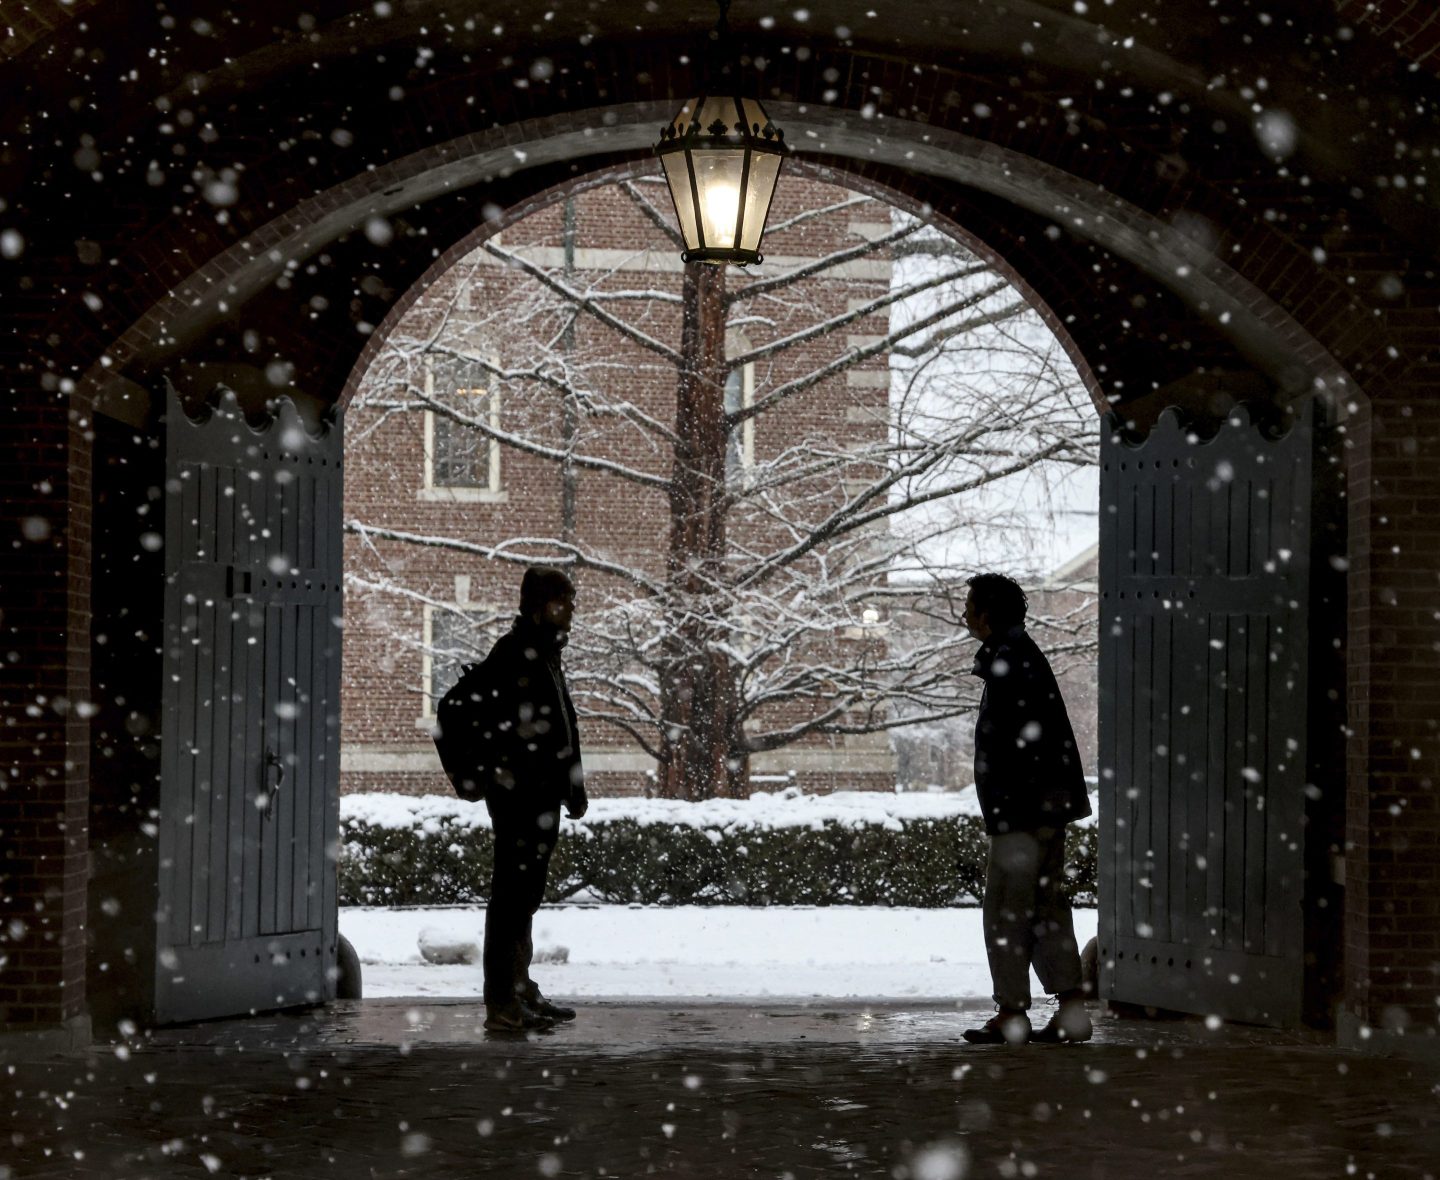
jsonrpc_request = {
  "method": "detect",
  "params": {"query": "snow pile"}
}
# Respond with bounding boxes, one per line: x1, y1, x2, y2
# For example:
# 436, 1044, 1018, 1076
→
416, 927, 480, 965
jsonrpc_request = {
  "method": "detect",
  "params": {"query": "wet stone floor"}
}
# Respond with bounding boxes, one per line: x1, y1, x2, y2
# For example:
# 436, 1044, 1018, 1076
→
3, 1001, 1438, 1179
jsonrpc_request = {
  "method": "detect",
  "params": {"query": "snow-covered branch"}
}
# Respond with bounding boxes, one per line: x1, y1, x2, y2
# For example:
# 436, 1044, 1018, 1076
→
482, 239, 683, 366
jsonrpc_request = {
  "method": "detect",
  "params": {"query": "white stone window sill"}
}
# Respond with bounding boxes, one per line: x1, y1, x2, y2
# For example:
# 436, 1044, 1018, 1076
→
418, 487, 509, 503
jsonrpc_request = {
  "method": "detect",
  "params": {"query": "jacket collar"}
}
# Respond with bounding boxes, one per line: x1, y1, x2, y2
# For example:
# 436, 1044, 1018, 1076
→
971, 623, 1027, 678
511, 614, 569, 662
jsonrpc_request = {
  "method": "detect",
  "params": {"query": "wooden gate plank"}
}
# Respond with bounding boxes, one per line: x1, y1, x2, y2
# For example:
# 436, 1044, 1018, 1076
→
1150, 607, 1174, 946
240, 525, 266, 944
291, 602, 315, 933
309, 471, 333, 935
275, 602, 297, 936
172, 584, 200, 952
320, 448, 342, 955
1203, 611, 1228, 954
1175, 610, 1204, 953
189, 457, 220, 947
208, 466, 238, 944
242, 465, 269, 944
307, 606, 328, 933
1131, 606, 1155, 941
189, 591, 218, 948
1243, 611, 1271, 959
219, 566, 248, 944
1097, 447, 1121, 972
260, 601, 282, 936
1222, 614, 1247, 955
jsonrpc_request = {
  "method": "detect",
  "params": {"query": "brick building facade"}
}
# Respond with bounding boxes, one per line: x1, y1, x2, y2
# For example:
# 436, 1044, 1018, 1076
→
340, 176, 910, 798
891, 548, 1100, 794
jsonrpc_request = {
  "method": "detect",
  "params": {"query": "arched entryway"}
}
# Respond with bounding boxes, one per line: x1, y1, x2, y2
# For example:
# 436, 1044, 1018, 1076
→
5, 0, 1437, 1046
87, 134, 1351, 1029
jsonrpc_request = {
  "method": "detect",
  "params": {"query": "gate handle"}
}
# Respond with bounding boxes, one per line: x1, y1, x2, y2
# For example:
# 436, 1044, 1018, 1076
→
262, 748, 285, 820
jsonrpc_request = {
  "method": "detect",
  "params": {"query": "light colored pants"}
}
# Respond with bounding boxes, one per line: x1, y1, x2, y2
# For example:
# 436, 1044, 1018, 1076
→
982, 827, 1083, 1010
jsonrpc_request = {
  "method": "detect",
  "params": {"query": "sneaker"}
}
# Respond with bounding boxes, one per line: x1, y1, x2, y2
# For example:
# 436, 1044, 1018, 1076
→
484, 1001, 555, 1033
1030, 1002, 1093, 1044
529, 995, 577, 1022
962, 1010, 1032, 1045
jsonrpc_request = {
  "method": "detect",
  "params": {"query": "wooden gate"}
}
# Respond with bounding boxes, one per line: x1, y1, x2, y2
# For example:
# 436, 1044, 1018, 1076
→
1097, 401, 1323, 1027
156, 385, 343, 1023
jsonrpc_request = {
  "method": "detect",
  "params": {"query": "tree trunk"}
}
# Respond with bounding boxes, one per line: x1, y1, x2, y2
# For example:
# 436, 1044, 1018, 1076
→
658, 263, 747, 800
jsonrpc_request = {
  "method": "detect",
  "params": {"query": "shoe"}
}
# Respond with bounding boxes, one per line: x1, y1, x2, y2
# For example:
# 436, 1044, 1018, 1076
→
962, 1010, 1031, 1045
484, 1001, 555, 1032
529, 995, 577, 1022
1030, 1003, 1093, 1044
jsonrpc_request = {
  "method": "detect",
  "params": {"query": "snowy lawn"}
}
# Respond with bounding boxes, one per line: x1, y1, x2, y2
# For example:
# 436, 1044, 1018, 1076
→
341, 904, 1098, 1002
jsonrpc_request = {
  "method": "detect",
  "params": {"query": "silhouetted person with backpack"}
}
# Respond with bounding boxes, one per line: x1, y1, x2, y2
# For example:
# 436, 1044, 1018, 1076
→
434, 566, 588, 1032
959, 572, 1093, 1046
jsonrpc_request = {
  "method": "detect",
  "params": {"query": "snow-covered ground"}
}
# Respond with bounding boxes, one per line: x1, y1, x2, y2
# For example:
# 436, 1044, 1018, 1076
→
342, 789, 1101, 1000
341, 904, 1098, 1002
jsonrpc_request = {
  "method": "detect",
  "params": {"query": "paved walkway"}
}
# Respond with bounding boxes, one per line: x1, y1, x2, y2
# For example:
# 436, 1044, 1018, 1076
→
3, 1000, 1438, 1179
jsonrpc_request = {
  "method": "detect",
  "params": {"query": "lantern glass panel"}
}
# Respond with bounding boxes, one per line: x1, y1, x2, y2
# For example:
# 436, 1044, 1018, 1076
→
736, 97, 770, 135
738, 151, 782, 255
691, 94, 741, 132
660, 151, 701, 250
694, 150, 747, 250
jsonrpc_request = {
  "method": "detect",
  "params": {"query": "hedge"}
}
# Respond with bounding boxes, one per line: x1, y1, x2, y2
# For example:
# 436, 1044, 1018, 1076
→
339, 810, 1097, 909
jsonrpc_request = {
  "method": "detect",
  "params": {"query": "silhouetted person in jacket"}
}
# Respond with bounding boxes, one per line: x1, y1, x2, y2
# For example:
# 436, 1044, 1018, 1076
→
960, 573, 1093, 1045
437, 566, 588, 1032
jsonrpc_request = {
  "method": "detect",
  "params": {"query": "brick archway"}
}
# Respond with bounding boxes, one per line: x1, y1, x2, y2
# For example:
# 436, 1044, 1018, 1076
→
6, 0, 1440, 1042
84, 101, 1365, 423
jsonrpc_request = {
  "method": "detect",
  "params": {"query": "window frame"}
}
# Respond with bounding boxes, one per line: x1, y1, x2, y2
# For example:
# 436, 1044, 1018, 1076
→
724, 353, 756, 484
420, 357, 507, 502
420, 601, 497, 721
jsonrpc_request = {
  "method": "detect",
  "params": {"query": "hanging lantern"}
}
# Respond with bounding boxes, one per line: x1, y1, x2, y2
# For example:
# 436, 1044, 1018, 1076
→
655, 93, 789, 267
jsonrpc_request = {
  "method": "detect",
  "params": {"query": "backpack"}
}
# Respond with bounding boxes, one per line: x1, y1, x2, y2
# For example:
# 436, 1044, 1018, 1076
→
432, 661, 495, 802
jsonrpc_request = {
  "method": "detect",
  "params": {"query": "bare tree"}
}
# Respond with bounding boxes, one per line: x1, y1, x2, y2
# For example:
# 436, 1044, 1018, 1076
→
345, 178, 1097, 799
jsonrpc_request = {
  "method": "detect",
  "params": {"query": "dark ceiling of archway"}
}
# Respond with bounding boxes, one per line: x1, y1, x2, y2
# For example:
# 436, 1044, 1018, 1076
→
180, 151, 1256, 427
3, 0, 1438, 417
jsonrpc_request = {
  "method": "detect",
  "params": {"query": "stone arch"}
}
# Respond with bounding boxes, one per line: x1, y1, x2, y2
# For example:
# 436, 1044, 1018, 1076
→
18, 5, 1418, 428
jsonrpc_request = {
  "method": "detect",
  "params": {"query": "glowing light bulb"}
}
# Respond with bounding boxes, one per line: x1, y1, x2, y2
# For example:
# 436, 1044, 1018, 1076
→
704, 182, 740, 246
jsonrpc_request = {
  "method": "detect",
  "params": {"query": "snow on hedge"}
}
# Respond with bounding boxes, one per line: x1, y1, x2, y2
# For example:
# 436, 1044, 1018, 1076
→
341, 785, 1099, 833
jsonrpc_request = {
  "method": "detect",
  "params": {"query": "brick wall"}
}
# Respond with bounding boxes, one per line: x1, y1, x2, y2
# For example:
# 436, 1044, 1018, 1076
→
0, 386, 91, 1028
1344, 387, 1440, 1034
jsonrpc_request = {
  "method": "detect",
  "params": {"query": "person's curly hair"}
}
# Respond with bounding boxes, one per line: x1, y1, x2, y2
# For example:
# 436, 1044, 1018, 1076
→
965, 572, 1028, 630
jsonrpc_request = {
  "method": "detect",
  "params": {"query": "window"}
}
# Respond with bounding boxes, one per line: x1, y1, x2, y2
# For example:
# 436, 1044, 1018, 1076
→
421, 358, 505, 501
724, 361, 755, 482
422, 604, 498, 717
